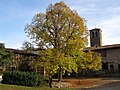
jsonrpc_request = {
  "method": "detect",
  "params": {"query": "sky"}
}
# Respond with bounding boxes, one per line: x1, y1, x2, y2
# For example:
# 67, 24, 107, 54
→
0, 0, 120, 49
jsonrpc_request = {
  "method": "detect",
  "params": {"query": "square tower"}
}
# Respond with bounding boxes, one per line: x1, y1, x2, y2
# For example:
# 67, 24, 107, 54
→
90, 28, 102, 47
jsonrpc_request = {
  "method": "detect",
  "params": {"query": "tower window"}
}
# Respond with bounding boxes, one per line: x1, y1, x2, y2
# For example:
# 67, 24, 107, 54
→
92, 32, 94, 38
96, 31, 98, 37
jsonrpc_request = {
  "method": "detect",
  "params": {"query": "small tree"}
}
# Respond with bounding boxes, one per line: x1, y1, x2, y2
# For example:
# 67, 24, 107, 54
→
25, 1, 102, 87
76, 51, 102, 74
0, 43, 14, 71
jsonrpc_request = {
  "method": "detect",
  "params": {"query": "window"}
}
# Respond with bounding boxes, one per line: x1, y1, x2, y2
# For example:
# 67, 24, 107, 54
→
102, 62, 108, 70
110, 64, 114, 70
96, 31, 98, 37
118, 64, 120, 69
92, 32, 94, 38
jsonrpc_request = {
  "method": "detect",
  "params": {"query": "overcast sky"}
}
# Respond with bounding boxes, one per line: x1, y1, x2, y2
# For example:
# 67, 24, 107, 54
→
0, 0, 120, 49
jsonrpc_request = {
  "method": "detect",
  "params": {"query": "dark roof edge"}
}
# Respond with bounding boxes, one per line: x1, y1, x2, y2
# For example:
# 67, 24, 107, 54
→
84, 44, 120, 51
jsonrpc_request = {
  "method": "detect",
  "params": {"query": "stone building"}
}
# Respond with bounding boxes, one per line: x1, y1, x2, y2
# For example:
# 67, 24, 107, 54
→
84, 28, 120, 71
6, 48, 38, 70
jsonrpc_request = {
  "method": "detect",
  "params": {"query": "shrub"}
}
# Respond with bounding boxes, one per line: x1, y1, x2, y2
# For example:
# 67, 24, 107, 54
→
1, 71, 48, 87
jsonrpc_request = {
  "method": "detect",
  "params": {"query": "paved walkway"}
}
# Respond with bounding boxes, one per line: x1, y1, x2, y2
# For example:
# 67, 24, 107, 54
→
81, 81, 120, 90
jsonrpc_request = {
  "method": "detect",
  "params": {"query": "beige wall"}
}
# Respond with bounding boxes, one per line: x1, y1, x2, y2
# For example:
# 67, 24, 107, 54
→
102, 48, 120, 70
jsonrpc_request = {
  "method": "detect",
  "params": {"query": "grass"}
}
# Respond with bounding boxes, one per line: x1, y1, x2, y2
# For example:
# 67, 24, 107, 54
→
0, 84, 79, 90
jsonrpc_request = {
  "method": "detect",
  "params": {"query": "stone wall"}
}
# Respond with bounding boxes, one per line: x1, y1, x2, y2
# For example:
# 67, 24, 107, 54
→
100, 48, 120, 70
106, 48, 120, 70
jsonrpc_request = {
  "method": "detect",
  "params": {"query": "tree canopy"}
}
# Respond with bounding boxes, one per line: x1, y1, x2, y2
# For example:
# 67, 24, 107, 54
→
25, 1, 101, 83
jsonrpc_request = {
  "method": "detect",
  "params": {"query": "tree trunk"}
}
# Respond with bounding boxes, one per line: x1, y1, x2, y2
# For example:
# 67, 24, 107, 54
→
58, 70, 62, 82
49, 76, 52, 88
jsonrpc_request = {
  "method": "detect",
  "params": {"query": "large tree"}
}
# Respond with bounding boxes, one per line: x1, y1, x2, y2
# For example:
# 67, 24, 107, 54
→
25, 1, 101, 86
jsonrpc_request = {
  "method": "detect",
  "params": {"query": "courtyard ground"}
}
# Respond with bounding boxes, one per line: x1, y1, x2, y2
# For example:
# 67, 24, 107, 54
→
0, 77, 120, 90
53, 77, 120, 89
81, 81, 120, 90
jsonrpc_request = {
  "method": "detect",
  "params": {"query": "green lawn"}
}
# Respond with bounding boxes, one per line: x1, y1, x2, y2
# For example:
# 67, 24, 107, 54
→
0, 84, 79, 90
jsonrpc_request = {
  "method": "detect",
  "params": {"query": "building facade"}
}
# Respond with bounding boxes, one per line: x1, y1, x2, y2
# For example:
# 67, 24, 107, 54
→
85, 28, 120, 71
1, 28, 120, 76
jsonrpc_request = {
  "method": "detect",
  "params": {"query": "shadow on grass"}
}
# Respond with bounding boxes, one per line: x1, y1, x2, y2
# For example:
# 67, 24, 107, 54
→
0, 83, 79, 90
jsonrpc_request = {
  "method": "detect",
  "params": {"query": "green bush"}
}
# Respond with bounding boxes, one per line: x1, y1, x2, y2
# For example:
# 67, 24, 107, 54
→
1, 71, 48, 87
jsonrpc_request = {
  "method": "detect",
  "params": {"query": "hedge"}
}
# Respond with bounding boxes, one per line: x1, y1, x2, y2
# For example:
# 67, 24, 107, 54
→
1, 71, 48, 87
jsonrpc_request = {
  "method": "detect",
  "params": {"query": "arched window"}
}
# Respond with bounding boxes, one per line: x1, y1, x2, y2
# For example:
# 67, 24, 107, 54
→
110, 64, 114, 70
118, 64, 120, 69
102, 62, 108, 70
92, 32, 94, 38
96, 31, 98, 37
